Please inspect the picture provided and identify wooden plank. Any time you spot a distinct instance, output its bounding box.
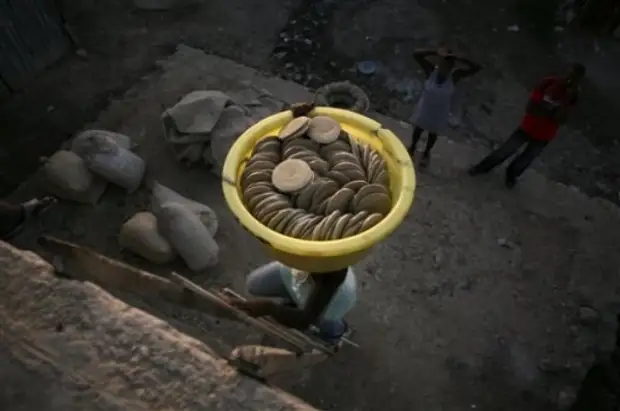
[37,235,241,323]
[37,235,332,356]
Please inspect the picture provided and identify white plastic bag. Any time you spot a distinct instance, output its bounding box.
[71,129,133,158]
[154,202,219,271]
[119,212,175,264]
[88,146,146,193]
[43,150,107,204]
[150,181,218,236]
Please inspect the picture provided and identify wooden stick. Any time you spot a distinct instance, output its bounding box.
[222,287,359,349]
[168,272,310,355]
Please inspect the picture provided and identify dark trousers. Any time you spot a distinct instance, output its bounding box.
[470,128,548,181]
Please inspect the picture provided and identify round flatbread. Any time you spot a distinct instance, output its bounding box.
[359,212,384,233]
[247,191,276,211]
[241,169,272,190]
[342,180,366,192]
[267,208,295,231]
[333,161,366,181]
[294,180,319,210]
[342,219,364,238]
[282,136,320,153]
[307,158,330,175]
[272,159,314,193]
[355,192,392,215]
[326,170,350,186]
[330,151,360,166]
[330,213,353,240]
[319,140,351,159]
[372,169,389,188]
[243,160,277,177]
[254,136,281,154]
[348,211,369,228]
[249,150,280,164]
[255,197,290,222]
[307,116,341,144]
[288,215,312,238]
[298,216,319,239]
[310,217,328,241]
[324,187,355,214]
[321,210,342,239]
[278,116,310,140]
[274,208,302,233]
[309,179,339,212]
[243,182,274,201]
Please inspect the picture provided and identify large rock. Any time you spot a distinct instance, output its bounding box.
[0,240,318,411]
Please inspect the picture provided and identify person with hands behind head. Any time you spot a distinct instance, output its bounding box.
[468,63,585,188]
[224,262,357,345]
[409,44,482,168]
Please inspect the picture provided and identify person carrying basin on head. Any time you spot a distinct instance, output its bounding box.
[224,262,357,345]
[468,63,586,188]
[409,45,482,169]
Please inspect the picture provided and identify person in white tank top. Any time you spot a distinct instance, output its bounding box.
[410,46,482,168]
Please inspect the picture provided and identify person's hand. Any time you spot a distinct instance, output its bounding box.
[437,46,449,57]
[222,296,269,318]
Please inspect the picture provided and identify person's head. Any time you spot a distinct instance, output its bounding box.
[564,63,586,86]
[437,50,456,75]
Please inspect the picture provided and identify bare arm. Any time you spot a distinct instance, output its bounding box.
[452,56,482,83]
[413,49,437,77]
[231,269,347,330]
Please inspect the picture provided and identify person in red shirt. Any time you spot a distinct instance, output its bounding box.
[468,63,585,188]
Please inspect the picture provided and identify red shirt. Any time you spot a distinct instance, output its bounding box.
[520,76,578,141]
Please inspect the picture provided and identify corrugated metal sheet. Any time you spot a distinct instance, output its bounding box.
[0,0,71,91]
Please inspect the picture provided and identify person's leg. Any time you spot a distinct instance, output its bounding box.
[504,139,548,188]
[314,270,357,344]
[409,126,424,154]
[419,132,438,168]
[246,261,295,304]
[468,129,528,175]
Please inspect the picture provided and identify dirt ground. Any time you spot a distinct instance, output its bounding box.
[1,1,620,410]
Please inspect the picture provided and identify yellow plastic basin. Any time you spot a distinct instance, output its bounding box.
[222,107,416,273]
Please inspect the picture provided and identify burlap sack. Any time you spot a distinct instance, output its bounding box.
[43,150,107,204]
[119,212,175,264]
[154,202,219,271]
[150,182,218,236]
